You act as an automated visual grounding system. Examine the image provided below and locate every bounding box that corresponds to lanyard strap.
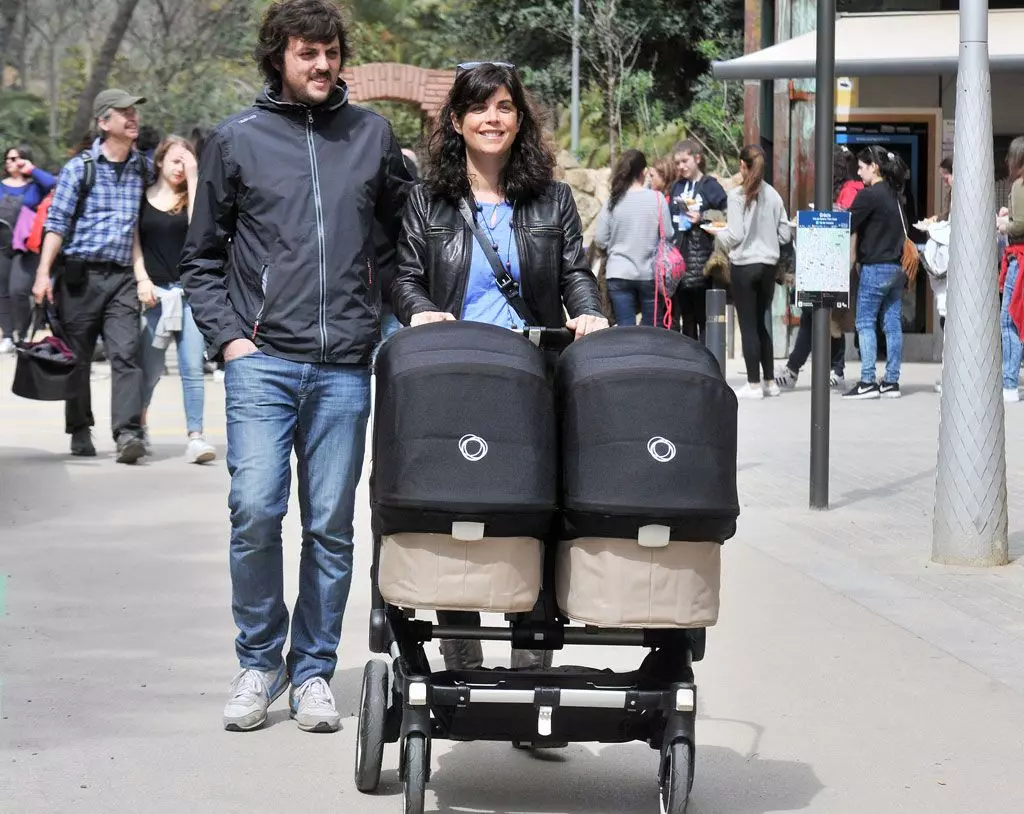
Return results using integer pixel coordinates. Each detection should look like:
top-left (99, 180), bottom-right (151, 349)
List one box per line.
top-left (458, 197), bottom-right (537, 325)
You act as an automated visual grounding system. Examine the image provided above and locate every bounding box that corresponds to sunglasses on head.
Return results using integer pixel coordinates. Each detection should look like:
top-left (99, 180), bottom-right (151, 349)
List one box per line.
top-left (456, 61), bottom-right (516, 77)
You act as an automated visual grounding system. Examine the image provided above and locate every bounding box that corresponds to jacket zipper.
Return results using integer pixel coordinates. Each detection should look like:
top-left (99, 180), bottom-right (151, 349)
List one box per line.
top-left (366, 257), bottom-right (373, 286)
top-left (305, 110), bottom-right (329, 362)
top-left (252, 264), bottom-right (269, 340)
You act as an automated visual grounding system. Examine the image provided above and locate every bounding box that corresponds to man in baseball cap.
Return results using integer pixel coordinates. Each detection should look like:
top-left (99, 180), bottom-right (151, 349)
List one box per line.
top-left (92, 88), bottom-right (146, 121)
top-left (32, 86), bottom-right (152, 463)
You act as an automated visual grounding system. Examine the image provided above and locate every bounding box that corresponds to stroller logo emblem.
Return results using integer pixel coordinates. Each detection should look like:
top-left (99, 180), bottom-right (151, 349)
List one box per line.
top-left (458, 434), bottom-right (489, 462)
top-left (647, 437), bottom-right (676, 463)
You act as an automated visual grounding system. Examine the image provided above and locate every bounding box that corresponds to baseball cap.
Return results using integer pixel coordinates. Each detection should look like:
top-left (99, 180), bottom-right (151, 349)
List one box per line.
top-left (93, 89), bottom-right (146, 120)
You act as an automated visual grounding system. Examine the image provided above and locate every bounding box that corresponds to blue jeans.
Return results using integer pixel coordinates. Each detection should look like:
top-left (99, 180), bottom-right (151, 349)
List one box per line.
top-left (607, 278), bottom-right (655, 327)
top-left (1001, 256), bottom-right (1022, 390)
top-left (224, 350), bottom-right (371, 686)
top-left (855, 263), bottom-right (904, 384)
top-left (140, 286), bottom-right (206, 434)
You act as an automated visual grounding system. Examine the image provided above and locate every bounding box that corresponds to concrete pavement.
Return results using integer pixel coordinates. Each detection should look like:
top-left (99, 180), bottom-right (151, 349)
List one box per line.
top-left (2, 353), bottom-right (1024, 813)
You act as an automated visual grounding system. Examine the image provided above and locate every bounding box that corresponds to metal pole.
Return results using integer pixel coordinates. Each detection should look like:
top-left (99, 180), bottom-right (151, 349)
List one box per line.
top-left (571, 0), bottom-right (581, 157)
top-left (933, 0), bottom-right (1008, 566)
top-left (706, 288), bottom-right (727, 374)
top-left (809, 0), bottom-right (835, 510)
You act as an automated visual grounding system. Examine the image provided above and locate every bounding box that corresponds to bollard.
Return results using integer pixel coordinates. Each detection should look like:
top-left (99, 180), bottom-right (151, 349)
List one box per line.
top-left (705, 287), bottom-right (727, 375)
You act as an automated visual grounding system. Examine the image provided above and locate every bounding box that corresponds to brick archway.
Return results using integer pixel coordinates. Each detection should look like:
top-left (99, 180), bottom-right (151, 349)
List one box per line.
top-left (341, 63), bottom-right (455, 121)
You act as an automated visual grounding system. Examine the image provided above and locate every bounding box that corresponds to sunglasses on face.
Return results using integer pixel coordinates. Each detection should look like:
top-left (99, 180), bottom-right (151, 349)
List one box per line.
top-left (455, 61), bottom-right (516, 77)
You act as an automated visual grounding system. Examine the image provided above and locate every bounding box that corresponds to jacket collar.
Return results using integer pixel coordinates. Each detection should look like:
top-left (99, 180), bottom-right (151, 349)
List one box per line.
top-left (256, 81), bottom-right (349, 116)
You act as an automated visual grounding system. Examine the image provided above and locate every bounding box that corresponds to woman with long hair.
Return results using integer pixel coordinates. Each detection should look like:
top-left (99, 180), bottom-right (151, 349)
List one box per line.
top-left (842, 145), bottom-right (910, 400)
top-left (775, 145), bottom-right (861, 392)
top-left (594, 148), bottom-right (673, 327)
top-left (997, 136), bottom-right (1024, 402)
top-left (717, 144), bottom-right (792, 399)
top-left (0, 144), bottom-right (57, 353)
top-left (668, 139), bottom-right (729, 340)
top-left (133, 135), bottom-right (216, 463)
top-left (648, 156), bottom-right (676, 198)
top-left (393, 62), bottom-right (607, 673)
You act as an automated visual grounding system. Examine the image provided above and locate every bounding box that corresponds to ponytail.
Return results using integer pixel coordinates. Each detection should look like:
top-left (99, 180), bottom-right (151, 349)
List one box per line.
top-left (857, 144), bottom-right (908, 195)
top-left (739, 144), bottom-right (766, 211)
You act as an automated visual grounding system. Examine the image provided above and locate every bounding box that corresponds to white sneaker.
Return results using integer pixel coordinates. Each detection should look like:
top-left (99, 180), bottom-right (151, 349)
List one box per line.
top-left (186, 435), bottom-right (217, 464)
top-left (0, 337), bottom-right (13, 354)
top-left (775, 366), bottom-right (798, 390)
top-left (223, 664), bottom-right (288, 731)
top-left (830, 373), bottom-right (846, 391)
top-left (934, 380), bottom-right (942, 394)
top-left (736, 384), bottom-right (764, 400)
top-left (762, 380), bottom-right (781, 398)
top-left (290, 676), bottom-right (342, 733)
top-left (1004, 388), bottom-right (1020, 403)
top-left (213, 368), bottom-right (225, 382)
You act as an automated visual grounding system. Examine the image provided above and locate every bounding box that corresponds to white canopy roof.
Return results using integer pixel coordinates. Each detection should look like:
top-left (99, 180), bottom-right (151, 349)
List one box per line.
top-left (712, 9), bottom-right (1024, 80)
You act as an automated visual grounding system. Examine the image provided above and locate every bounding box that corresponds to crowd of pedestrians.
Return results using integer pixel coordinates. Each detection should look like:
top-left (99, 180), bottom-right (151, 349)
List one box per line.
top-left (3, 0), bottom-right (1024, 742)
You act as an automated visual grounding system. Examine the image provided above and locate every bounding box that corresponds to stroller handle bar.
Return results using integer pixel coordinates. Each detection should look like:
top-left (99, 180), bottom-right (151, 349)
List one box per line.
top-left (518, 326), bottom-right (576, 351)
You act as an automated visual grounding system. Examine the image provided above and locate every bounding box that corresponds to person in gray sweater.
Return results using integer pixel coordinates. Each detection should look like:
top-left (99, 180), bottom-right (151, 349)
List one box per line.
top-left (717, 144), bottom-right (793, 399)
top-left (595, 149), bottom-right (673, 327)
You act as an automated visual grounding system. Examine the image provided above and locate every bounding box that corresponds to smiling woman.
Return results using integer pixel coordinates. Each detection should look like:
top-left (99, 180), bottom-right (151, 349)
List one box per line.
top-left (391, 61), bottom-right (608, 672)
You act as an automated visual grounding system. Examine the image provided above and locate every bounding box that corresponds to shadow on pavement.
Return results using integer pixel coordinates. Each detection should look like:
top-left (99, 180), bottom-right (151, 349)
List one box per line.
top-left (829, 467), bottom-right (933, 510)
top-left (427, 736), bottom-right (822, 814)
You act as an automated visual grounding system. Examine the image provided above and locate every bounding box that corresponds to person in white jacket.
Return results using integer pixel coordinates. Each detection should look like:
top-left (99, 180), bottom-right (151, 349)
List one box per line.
top-left (716, 144), bottom-right (793, 400)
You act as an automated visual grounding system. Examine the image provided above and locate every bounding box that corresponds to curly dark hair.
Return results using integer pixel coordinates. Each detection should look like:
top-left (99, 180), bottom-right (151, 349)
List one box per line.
top-left (254, 0), bottom-right (350, 93)
top-left (832, 144), bottom-right (857, 203)
top-left (425, 63), bottom-right (554, 204)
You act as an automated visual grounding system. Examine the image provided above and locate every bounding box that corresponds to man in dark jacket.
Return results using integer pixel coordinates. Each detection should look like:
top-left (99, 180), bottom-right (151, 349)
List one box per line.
top-left (180, 0), bottom-right (411, 734)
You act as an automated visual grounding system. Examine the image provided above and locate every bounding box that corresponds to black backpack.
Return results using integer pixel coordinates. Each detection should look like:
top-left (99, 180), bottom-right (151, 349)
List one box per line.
top-left (0, 189), bottom-right (24, 257)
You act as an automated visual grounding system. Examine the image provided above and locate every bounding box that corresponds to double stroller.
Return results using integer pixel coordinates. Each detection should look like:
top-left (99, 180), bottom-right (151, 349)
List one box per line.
top-left (357, 322), bottom-right (739, 814)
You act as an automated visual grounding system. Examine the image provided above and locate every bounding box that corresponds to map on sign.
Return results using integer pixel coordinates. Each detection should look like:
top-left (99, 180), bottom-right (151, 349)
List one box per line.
top-left (795, 210), bottom-right (851, 307)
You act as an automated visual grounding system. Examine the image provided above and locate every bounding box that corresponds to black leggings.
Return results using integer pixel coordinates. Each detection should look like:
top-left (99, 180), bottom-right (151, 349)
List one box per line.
top-left (731, 263), bottom-right (777, 383)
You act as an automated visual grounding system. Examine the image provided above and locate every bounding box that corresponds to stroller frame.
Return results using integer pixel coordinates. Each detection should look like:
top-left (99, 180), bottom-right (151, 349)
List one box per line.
top-left (357, 533), bottom-right (704, 814)
top-left (359, 326), bottom-right (706, 813)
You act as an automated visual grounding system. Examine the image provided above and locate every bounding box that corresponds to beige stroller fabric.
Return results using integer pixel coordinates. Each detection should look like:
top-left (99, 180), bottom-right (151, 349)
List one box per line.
top-left (556, 537), bottom-right (721, 628)
top-left (378, 532), bottom-right (542, 613)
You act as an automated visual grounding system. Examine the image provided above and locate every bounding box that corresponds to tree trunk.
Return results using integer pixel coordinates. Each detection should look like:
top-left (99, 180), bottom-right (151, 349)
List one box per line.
top-left (47, 39), bottom-right (58, 140)
top-left (70, 0), bottom-right (142, 145)
top-left (0, 0), bottom-right (22, 91)
top-left (606, 54), bottom-right (617, 166)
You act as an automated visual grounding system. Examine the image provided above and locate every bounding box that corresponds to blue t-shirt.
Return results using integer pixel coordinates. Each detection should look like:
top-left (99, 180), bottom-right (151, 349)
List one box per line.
top-left (461, 201), bottom-right (524, 329)
top-left (0, 168), bottom-right (58, 212)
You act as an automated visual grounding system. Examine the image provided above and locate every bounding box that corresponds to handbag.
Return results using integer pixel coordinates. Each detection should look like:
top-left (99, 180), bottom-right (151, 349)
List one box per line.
top-left (897, 198), bottom-right (921, 286)
top-left (653, 192), bottom-right (686, 297)
top-left (653, 192), bottom-right (686, 329)
top-left (12, 307), bottom-right (77, 401)
top-left (458, 198), bottom-right (537, 325)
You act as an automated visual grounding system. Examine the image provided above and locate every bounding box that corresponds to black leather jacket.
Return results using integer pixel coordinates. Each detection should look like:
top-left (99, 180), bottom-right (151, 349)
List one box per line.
top-left (392, 181), bottom-right (603, 328)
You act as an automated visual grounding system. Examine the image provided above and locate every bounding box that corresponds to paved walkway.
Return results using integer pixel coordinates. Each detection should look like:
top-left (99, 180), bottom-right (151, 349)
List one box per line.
top-left (2, 353), bottom-right (1024, 813)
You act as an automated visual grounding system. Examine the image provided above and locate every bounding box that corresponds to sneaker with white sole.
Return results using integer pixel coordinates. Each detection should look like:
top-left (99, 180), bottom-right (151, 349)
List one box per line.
top-left (879, 381), bottom-right (901, 399)
top-left (186, 435), bottom-right (217, 464)
top-left (1004, 388), bottom-right (1020, 403)
top-left (775, 366), bottom-right (798, 390)
top-left (223, 664), bottom-right (288, 731)
top-left (830, 372), bottom-right (846, 390)
top-left (842, 381), bottom-right (880, 400)
top-left (762, 380), bottom-right (781, 398)
top-left (0, 337), bottom-right (13, 354)
top-left (290, 676), bottom-right (341, 733)
top-left (736, 384), bottom-right (764, 400)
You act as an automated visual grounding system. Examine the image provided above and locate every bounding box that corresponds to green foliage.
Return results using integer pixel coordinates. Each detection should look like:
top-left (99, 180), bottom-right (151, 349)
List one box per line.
top-left (0, 92), bottom-right (63, 170)
top-left (360, 100), bottom-right (425, 149)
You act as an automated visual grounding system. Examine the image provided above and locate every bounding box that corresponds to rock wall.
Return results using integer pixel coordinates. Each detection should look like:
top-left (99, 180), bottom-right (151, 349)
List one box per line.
top-left (557, 150), bottom-right (741, 246)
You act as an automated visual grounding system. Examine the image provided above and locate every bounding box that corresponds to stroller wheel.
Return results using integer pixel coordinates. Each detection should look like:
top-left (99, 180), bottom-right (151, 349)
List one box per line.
top-left (659, 740), bottom-right (693, 814)
top-left (354, 659), bottom-right (388, 793)
top-left (402, 733), bottom-right (427, 814)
